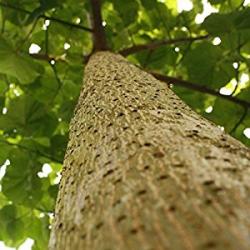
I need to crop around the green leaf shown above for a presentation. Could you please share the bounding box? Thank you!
[0,79,8,96]
[39,0,61,10]
[173,87,212,112]
[0,192,9,209]
[0,95,57,136]
[0,205,26,247]
[0,37,42,84]
[202,13,234,35]
[205,98,244,132]
[0,138,11,166]
[111,0,139,26]
[61,80,80,100]
[237,86,250,102]
[183,42,234,88]
[0,203,50,248]
[49,134,68,161]
[140,0,157,9]
[208,0,226,4]
[192,0,204,12]
[33,137,51,147]
[203,8,250,35]
[29,216,50,250]
[1,149,43,207]
[167,0,177,12]
[234,8,250,30]
[232,122,250,147]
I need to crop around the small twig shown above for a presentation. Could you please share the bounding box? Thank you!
[17,18,39,50]
[231,65,240,96]
[230,108,248,134]
[119,35,209,56]
[45,25,49,55]
[236,0,245,10]
[51,65,61,87]
[44,15,92,32]
[1,10,5,33]
[29,53,66,63]
[0,2,92,32]
[50,63,63,89]
[50,62,64,102]
[231,34,242,96]
[150,72,250,109]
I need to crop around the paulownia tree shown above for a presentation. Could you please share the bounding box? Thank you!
[0,0,250,249]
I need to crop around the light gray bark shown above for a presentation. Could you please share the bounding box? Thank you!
[49,52,250,250]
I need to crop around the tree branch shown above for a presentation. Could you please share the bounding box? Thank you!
[0,2,92,32]
[28,53,66,62]
[119,35,209,56]
[150,72,250,109]
[89,0,108,51]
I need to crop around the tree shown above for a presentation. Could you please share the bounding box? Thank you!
[0,0,249,249]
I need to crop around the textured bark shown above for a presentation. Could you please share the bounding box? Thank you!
[49,52,250,250]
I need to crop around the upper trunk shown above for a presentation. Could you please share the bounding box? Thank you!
[49,52,250,250]
[90,0,108,51]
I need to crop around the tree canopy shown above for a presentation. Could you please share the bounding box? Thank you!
[0,0,249,249]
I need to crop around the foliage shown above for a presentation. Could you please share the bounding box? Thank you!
[0,0,249,248]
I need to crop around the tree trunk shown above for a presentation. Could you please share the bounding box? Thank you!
[49,52,250,250]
